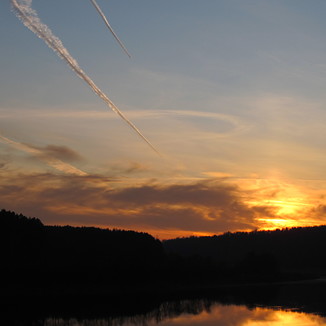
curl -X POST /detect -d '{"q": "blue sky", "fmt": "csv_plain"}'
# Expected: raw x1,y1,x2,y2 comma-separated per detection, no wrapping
2,0,326,238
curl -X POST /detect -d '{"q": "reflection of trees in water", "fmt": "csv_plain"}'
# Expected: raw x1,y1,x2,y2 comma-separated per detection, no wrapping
43,299,214,326
42,304,326,326
146,299,213,324
19,286,326,326
44,318,113,326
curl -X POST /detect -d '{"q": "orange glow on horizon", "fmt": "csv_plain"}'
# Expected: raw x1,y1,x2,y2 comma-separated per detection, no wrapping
239,174,324,231
4,166,326,240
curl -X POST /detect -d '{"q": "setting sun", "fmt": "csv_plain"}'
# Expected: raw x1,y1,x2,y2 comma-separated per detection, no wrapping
236,175,325,231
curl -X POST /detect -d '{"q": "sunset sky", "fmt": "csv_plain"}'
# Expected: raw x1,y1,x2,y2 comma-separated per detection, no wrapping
1,0,326,239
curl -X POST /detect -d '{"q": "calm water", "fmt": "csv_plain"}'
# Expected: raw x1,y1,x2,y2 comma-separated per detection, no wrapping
40,302,326,326
6,283,326,326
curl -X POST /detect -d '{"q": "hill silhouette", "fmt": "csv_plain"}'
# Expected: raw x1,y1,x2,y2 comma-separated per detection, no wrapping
163,226,326,282
0,209,163,287
1,208,326,292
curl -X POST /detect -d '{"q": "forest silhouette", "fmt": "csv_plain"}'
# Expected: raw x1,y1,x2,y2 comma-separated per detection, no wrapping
1,208,326,294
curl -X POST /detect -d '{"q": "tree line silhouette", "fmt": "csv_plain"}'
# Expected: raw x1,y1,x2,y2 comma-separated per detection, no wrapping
0,209,163,287
163,226,326,282
1,208,326,291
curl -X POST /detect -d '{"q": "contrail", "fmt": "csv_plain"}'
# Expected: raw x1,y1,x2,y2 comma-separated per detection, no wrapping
11,0,160,156
0,134,87,176
89,0,131,58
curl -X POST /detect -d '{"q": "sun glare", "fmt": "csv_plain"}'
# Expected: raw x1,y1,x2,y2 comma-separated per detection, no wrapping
242,175,317,230
257,218,301,230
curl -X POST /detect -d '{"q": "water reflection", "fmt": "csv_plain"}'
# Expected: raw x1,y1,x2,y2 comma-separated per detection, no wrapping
43,301,326,326
157,305,326,326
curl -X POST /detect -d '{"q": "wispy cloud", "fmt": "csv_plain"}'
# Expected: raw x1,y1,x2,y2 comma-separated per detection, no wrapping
29,144,83,162
0,134,87,176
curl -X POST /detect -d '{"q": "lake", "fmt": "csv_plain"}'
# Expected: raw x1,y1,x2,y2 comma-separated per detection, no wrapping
4,282,326,325
39,302,326,326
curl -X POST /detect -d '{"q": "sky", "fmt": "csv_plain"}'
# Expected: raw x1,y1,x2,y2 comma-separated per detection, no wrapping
1,0,326,239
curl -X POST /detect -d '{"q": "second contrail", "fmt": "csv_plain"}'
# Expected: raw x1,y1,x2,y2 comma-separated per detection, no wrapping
11,0,159,155
89,0,131,58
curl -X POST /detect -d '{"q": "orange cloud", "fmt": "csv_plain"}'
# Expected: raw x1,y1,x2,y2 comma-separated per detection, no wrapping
1,167,325,238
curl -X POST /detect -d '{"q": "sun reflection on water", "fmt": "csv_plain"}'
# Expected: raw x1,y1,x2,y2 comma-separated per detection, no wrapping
156,305,326,326
42,303,326,326
242,309,326,326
